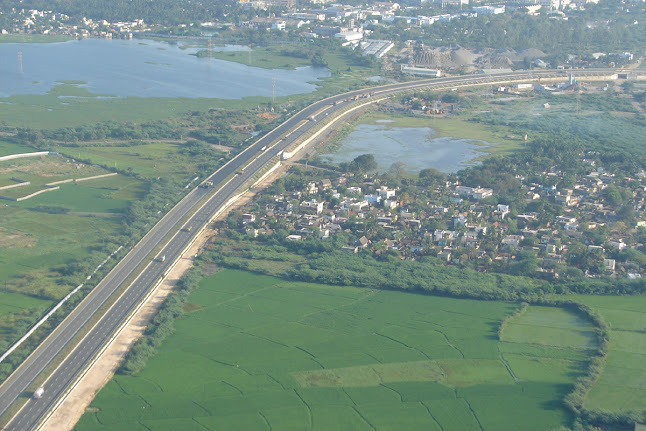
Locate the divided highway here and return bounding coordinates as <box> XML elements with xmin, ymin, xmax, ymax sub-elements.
<box><xmin>0</xmin><ymin>68</ymin><xmax>620</xmax><ymax>430</ymax></box>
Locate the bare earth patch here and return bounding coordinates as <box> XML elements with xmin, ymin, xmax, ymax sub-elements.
<box><xmin>0</xmin><ymin>229</ymin><xmax>36</xmax><ymax>248</ymax></box>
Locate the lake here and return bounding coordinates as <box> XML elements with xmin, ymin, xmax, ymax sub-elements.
<box><xmin>0</xmin><ymin>39</ymin><xmax>329</xmax><ymax>98</ymax></box>
<box><xmin>321</xmin><ymin>123</ymin><xmax>501</xmax><ymax>173</ymax></box>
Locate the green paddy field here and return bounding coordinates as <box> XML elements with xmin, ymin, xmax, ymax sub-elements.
<box><xmin>77</xmin><ymin>270</ymin><xmax>595</xmax><ymax>431</ymax></box>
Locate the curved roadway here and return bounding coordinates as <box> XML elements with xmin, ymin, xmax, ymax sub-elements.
<box><xmin>0</xmin><ymin>68</ymin><xmax>620</xmax><ymax>430</ymax></box>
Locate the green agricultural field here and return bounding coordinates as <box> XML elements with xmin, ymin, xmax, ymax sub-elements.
<box><xmin>77</xmin><ymin>270</ymin><xmax>593</xmax><ymax>431</ymax></box>
<box><xmin>571</xmin><ymin>295</ymin><xmax>646</xmax><ymax>413</ymax></box>
<box><xmin>497</xmin><ymin>305</ymin><xmax>597</xmax><ymax>401</ymax></box>
<box><xmin>500</xmin><ymin>306</ymin><xmax>597</xmax><ymax>350</ymax></box>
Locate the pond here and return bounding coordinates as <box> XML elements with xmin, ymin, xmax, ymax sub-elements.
<box><xmin>321</xmin><ymin>123</ymin><xmax>501</xmax><ymax>173</ymax></box>
<box><xmin>0</xmin><ymin>39</ymin><xmax>329</xmax><ymax>99</ymax></box>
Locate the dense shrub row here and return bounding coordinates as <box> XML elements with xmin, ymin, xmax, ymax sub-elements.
<box><xmin>497</xmin><ymin>302</ymin><xmax>528</xmax><ymax>340</ymax></box>
<box><xmin>119</xmin><ymin>262</ymin><xmax>203</xmax><ymax>375</ymax></box>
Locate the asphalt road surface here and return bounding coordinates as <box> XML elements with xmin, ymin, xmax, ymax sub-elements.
<box><xmin>0</xmin><ymin>68</ymin><xmax>618</xmax><ymax>430</ymax></box>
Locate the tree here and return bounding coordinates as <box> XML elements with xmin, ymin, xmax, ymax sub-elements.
<box><xmin>349</xmin><ymin>154</ymin><xmax>378</xmax><ymax>173</ymax></box>
<box><xmin>418</xmin><ymin>168</ymin><xmax>446</xmax><ymax>186</ymax></box>
<box><xmin>509</xmin><ymin>251</ymin><xmax>539</xmax><ymax>276</ymax></box>
<box><xmin>389</xmin><ymin>162</ymin><xmax>407</xmax><ymax>178</ymax></box>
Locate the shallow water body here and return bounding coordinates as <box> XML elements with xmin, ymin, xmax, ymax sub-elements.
<box><xmin>322</xmin><ymin>124</ymin><xmax>501</xmax><ymax>173</ymax></box>
<box><xmin>0</xmin><ymin>39</ymin><xmax>329</xmax><ymax>98</ymax></box>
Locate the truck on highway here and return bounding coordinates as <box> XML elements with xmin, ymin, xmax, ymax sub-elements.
<box><xmin>183</xmin><ymin>226</ymin><xmax>192</xmax><ymax>232</ymax></box>
<box><xmin>33</xmin><ymin>387</ymin><xmax>44</xmax><ymax>400</ymax></box>
<box><xmin>158</xmin><ymin>255</ymin><xmax>166</xmax><ymax>262</ymax></box>
<box><xmin>199</xmin><ymin>181</ymin><xmax>213</xmax><ymax>188</ymax></box>
<box><xmin>308</xmin><ymin>116</ymin><xmax>316</xmax><ymax>122</ymax></box>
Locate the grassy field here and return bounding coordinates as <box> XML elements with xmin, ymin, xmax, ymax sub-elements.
<box><xmin>0</xmin><ymin>83</ymin><xmax>271</xmax><ymax>129</ymax></box>
<box><xmin>0</xmin><ymin>154</ymin><xmax>113</xmax><ymax>195</ymax></box>
<box><xmin>0</xmin><ymin>291</ymin><xmax>52</xmax><ymax>344</ymax></box>
<box><xmin>0</xmin><ymin>140</ymin><xmax>35</xmax><ymax>156</ymax></box>
<box><xmin>0</xmin><ymin>203</ymin><xmax>125</xmax><ymax>296</ymax></box>
<box><xmin>53</xmin><ymin>141</ymin><xmax>223</xmax><ymax>179</ymax></box>
<box><xmin>208</xmin><ymin>46</ymin><xmax>312</xmax><ymax>70</ymax></box>
<box><xmin>0</xmin><ymin>151</ymin><xmax>144</xmax><ymax>208</ymax></box>
<box><xmin>0</xmin><ymin>34</ymin><xmax>72</xmax><ymax>44</ymax></box>
<box><xmin>477</xmin><ymin>87</ymin><xmax>646</xmax><ymax>156</ymax></box>
<box><xmin>77</xmin><ymin>269</ymin><xmax>592</xmax><ymax>431</ymax></box>
<box><xmin>570</xmin><ymin>295</ymin><xmax>646</xmax><ymax>413</ymax></box>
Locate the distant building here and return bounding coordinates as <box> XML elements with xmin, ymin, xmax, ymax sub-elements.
<box><xmin>300</xmin><ymin>200</ymin><xmax>324</xmax><ymax>214</ymax></box>
<box><xmin>400</xmin><ymin>65</ymin><xmax>441</xmax><ymax>77</ymax></box>
<box><xmin>455</xmin><ymin>186</ymin><xmax>493</xmax><ymax>200</ymax></box>
<box><xmin>334</xmin><ymin>30</ymin><xmax>364</xmax><ymax>43</ymax></box>
<box><xmin>360</xmin><ymin>39</ymin><xmax>394</xmax><ymax>57</ymax></box>
<box><xmin>472</xmin><ymin>5</ymin><xmax>505</xmax><ymax>14</ymax></box>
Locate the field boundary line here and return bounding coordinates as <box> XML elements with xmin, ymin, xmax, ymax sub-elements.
<box><xmin>0</xmin><ymin>182</ymin><xmax>29</xmax><ymax>191</ymax></box>
<box><xmin>46</xmin><ymin>172</ymin><xmax>118</xmax><ymax>186</ymax></box>
<box><xmin>0</xmin><ymin>151</ymin><xmax>51</xmax><ymax>162</ymax></box>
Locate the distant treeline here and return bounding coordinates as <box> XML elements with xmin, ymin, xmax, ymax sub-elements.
<box><xmin>0</xmin><ymin>0</ymin><xmax>234</xmax><ymax>25</ymax></box>
<box><xmin>14</xmin><ymin>121</ymin><xmax>180</xmax><ymax>145</ymax></box>
<box><xmin>213</xmin><ymin>238</ymin><xmax>646</xmax><ymax>300</ymax></box>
